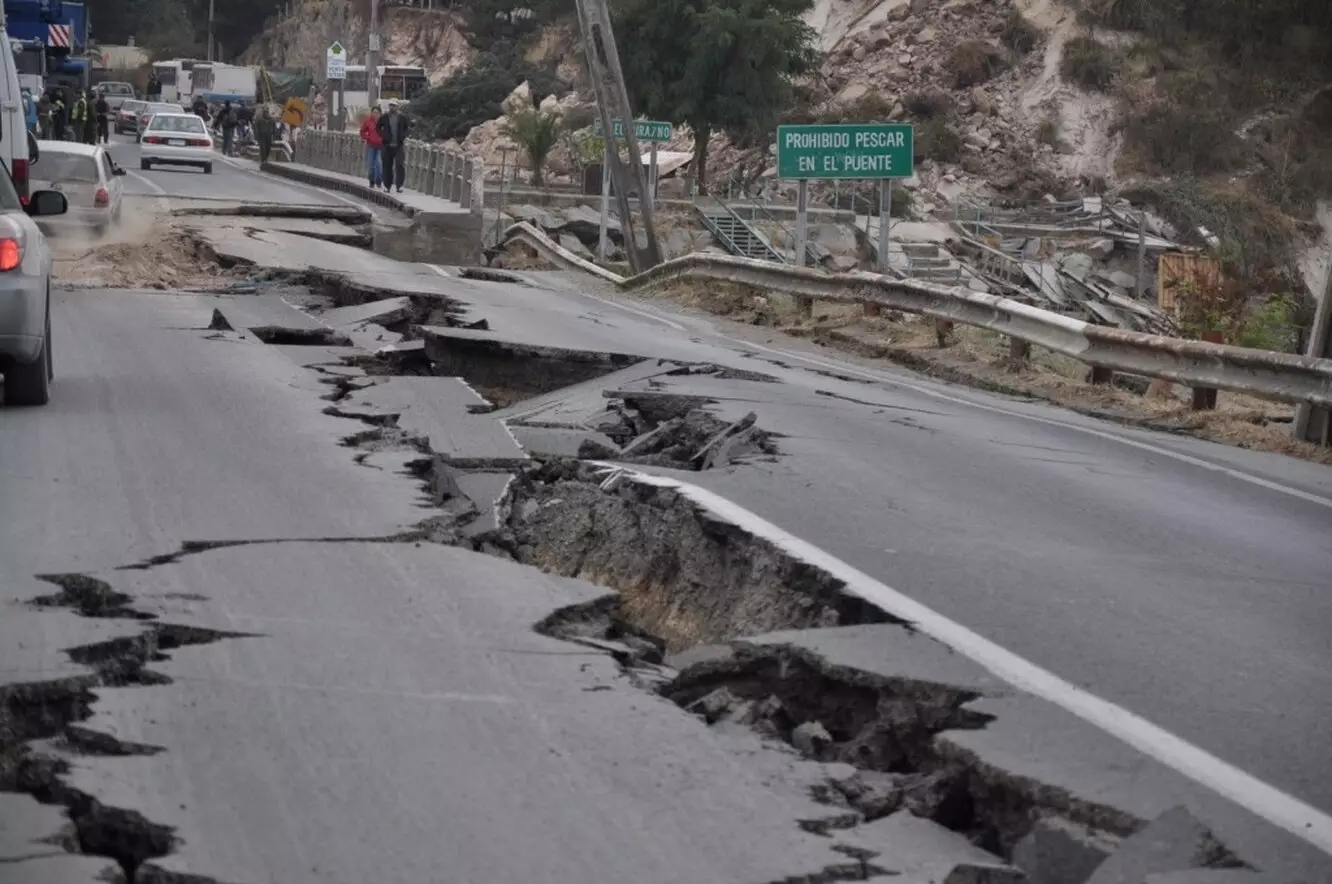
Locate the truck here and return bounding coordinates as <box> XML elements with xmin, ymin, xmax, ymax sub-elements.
<box><xmin>191</xmin><ymin>62</ymin><xmax>258</xmax><ymax>106</ymax></box>
<box><xmin>3</xmin><ymin>0</ymin><xmax>92</xmax><ymax>94</ymax></box>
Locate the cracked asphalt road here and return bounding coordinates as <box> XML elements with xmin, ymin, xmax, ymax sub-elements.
<box><xmin>3</xmin><ymin>161</ymin><xmax>1332</xmax><ymax>881</ymax></box>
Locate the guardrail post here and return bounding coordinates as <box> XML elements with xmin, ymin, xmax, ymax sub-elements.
<box><xmin>1190</xmin><ymin>330</ymin><xmax>1224</xmax><ymax>410</ymax></box>
<box><xmin>1089</xmin><ymin>366</ymin><xmax>1114</xmax><ymax>385</ymax></box>
<box><xmin>450</xmin><ymin>153</ymin><xmax>464</xmax><ymax>203</ymax></box>
<box><xmin>1008</xmin><ymin>338</ymin><xmax>1031</xmax><ymax>367</ymax></box>
<box><xmin>438</xmin><ymin>150</ymin><xmax>453</xmax><ymax>199</ymax></box>
<box><xmin>471</xmin><ymin>158</ymin><xmax>485</xmax><ymax>213</ymax></box>
<box><xmin>863</xmin><ymin>301</ymin><xmax>881</xmax><ymax>317</ymax></box>
<box><xmin>935</xmin><ymin>320</ymin><xmax>954</xmax><ymax>347</ymax></box>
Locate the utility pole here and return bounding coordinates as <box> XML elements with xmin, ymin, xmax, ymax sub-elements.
<box><xmin>207</xmin><ymin>0</ymin><xmax>215</xmax><ymax>61</ymax></box>
<box><xmin>367</xmin><ymin>0</ymin><xmax>380</xmax><ymax>108</ymax></box>
<box><xmin>573</xmin><ymin>0</ymin><xmax>661</xmax><ymax>271</ymax></box>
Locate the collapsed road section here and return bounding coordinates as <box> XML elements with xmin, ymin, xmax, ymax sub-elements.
<box><xmin>15</xmin><ymin>215</ymin><xmax>1326</xmax><ymax>883</ymax></box>
<box><xmin>192</xmin><ymin>265</ymin><xmax>1312</xmax><ymax>882</ymax></box>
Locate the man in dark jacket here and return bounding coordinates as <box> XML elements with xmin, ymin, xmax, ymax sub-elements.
<box><xmin>218</xmin><ymin>100</ymin><xmax>238</xmax><ymax>156</ymax></box>
<box><xmin>192</xmin><ymin>96</ymin><xmax>210</xmax><ymax>122</ymax></box>
<box><xmin>255</xmin><ymin>106</ymin><xmax>276</xmax><ymax>164</ymax></box>
<box><xmin>94</xmin><ymin>91</ymin><xmax>111</xmax><ymax>144</ymax></box>
<box><xmin>51</xmin><ymin>92</ymin><xmax>67</xmax><ymax>140</ymax></box>
<box><xmin>375</xmin><ymin>100</ymin><xmax>410</xmax><ymax>193</ymax></box>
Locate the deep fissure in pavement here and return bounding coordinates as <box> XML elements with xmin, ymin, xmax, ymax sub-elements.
<box><xmin>1</xmin><ymin>574</ymin><xmax>253</xmax><ymax>881</ymax></box>
<box><xmin>463</xmin><ymin>460</ymin><xmax>1154</xmax><ymax>876</ymax></box>
<box><xmin>354</xmin><ymin>335</ymin><xmax>647</xmax><ymax>410</ymax></box>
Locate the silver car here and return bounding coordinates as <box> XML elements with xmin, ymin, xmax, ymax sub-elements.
<box><xmin>0</xmin><ymin>172</ymin><xmax>71</xmax><ymax>406</ymax></box>
<box><xmin>31</xmin><ymin>141</ymin><xmax>128</xmax><ymax>234</ymax></box>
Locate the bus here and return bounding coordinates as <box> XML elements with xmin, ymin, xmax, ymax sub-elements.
<box><xmin>342</xmin><ymin>64</ymin><xmax>429</xmax><ymax>113</ymax></box>
<box><xmin>191</xmin><ymin>62</ymin><xmax>258</xmax><ymax>105</ymax></box>
<box><xmin>151</xmin><ymin>58</ymin><xmax>206</xmax><ymax>104</ymax></box>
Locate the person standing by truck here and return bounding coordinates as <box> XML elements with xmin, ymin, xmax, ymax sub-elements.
<box><xmin>37</xmin><ymin>92</ymin><xmax>51</xmax><ymax>138</ymax></box>
<box><xmin>50</xmin><ymin>91</ymin><xmax>67</xmax><ymax>140</ymax></box>
<box><xmin>69</xmin><ymin>90</ymin><xmax>88</xmax><ymax>142</ymax></box>
<box><xmin>94</xmin><ymin>90</ymin><xmax>110</xmax><ymax>144</ymax></box>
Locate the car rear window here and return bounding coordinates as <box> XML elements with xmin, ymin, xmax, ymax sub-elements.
<box><xmin>102</xmin><ymin>84</ymin><xmax>135</xmax><ymax>95</ymax></box>
<box><xmin>35</xmin><ymin>153</ymin><xmax>100</xmax><ymax>182</ymax></box>
<box><xmin>147</xmin><ymin>104</ymin><xmax>181</xmax><ymax>115</ymax></box>
<box><xmin>122</xmin><ymin>100</ymin><xmax>145</xmax><ymax>112</ymax></box>
<box><xmin>149</xmin><ymin>115</ymin><xmax>207</xmax><ymax>134</ymax></box>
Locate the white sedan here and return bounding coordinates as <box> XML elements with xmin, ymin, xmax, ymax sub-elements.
<box><xmin>140</xmin><ymin>113</ymin><xmax>215</xmax><ymax>173</ymax></box>
<box><xmin>30</xmin><ymin>141</ymin><xmax>128</xmax><ymax>234</ymax></box>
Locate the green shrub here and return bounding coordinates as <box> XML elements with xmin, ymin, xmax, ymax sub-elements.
<box><xmin>1060</xmin><ymin>36</ymin><xmax>1118</xmax><ymax>91</ymax></box>
<box><xmin>915</xmin><ymin>118</ymin><xmax>963</xmax><ymax>163</ymax></box>
<box><xmin>949</xmin><ymin>39</ymin><xmax>1008</xmax><ymax>88</ymax></box>
<box><xmin>1119</xmin><ymin>75</ymin><xmax>1242</xmax><ymax>177</ymax></box>
<box><xmin>502</xmin><ymin>108</ymin><xmax>563</xmax><ymax>187</ymax></box>
<box><xmin>904</xmin><ymin>89</ymin><xmax>952</xmax><ymax>120</ymax></box>
<box><xmin>1001</xmin><ymin>10</ymin><xmax>1041</xmax><ymax>54</ymax></box>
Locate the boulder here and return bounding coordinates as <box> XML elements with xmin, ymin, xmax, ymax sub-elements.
<box><xmin>558</xmin><ymin>233</ymin><xmax>593</xmax><ymax>258</ymax></box>
<box><xmin>561</xmin><ymin>204</ymin><xmax>623</xmax><ymax>245</ymax></box>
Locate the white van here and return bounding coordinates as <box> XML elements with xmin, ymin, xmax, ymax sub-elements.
<box><xmin>0</xmin><ymin>25</ymin><xmax>37</xmax><ymax>201</ymax></box>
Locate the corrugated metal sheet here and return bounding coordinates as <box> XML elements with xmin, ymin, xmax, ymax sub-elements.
<box><xmin>1157</xmin><ymin>252</ymin><xmax>1221</xmax><ymax>313</ymax></box>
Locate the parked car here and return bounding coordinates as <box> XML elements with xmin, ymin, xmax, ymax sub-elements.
<box><xmin>140</xmin><ymin>113</ymin><xmax>214</xmax><ymax>173</ymax></box>
<box><xmin>136</xmin><ymin>102</ymin><xmax>187</xmax><ymax>142</ymax></box>
<box><xmin>116</xmin><ymin>99</ymin><xmax>148</xmax><ymax>135</ymax></box>
<box><xmin>30</xmin><ymin>141</ymin><xmax>127</xmax><ymax>234</ymax></box>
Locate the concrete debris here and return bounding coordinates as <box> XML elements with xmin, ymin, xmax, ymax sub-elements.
<box><xmin>831</xmin><ymin>770</ymin><xmax>907</xmax><ymax>820</ymax></box>
<box><xmin>841</xmin><ymin>812</ymin><xmax>1027</xmax><ymax>884</ymax></box>
<box><xmin>605</xmin><ymin>401</ymin><xmax>776</xmax><ymax>471</ymax></box>
<box><xmin>791</xmin><ymin>721</ymin><xmax>835</xmax><ymax>759</ymax></box>
<box><xmin>1012</xmin><ymin>816</ymin><xmax>1120</xmax><ymax>884</ymax></box>
<box><xmin>1085</xmin><ymin>807</ymin><xmax>1239</xmax><ymax>884</ymax></box>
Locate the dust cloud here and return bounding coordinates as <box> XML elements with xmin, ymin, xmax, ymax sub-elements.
<box><xmin>49</xmin><ymin>201</ymin><xmax>230</xmax><ymax>290</ymax></box>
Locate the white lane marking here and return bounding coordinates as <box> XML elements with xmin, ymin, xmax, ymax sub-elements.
<box><xmin>714</xmin><ymin>336</ymin><xmax>1332</xmax><ymax>510</ymax></box>
<box><xmin>428</xmin><ymin>264</ymin><xmax>451</xmax><ymax>277</ymax></box>
<box><xmin>590</xmin><ymin>463</ymin><xmax>1332</xmax><ymax>854</ymax></box>
<box><xmin>575</xmin><ymin>287</ymin><xmax>687</xmax><ymax>331</ymax></box>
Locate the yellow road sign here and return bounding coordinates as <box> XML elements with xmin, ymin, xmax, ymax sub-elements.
<box><xmin>282</xmin><ymin>98</ymin><xmax>307</xmax><ymax>128</ymax></box>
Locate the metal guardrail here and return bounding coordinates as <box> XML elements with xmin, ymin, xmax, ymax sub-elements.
<box><xmin>501</xmin><ymin>221</ymin><xmax>1332</xmax><ymax>409</ymax></box>
<box><xmin>296</xmin><ymin>130</ymin><xmax>485</xmax><ymax>211</ymax></box>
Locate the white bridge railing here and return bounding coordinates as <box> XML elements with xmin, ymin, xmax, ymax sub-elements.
<box><xmin>502</xmin><ymin>222</ymin><xmax>1332</xmax><ymax>410</ymax></box>
<box><xmin>295</xmin><ymin>130</ymin><xmax>484</xmax><ymax>211</ymax></box>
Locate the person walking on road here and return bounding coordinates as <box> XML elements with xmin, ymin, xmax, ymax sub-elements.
<box><xmin>375</xmin><ymin>100</ymin><xmax>409</xmax><ymax>193</ymax></box>
<box><xmin>146</xmin><ymin>72</ymin><xmax>161</xmax><ymax>100</ymax></box>
<box><xmin>218</xmin><ymin>101</ymin><xmax>238</xmax><ymax>156</ymax></box>
<box><xmin>192</xmin><ymin>95</ymin><xmax>210</xmax><ymax>123</ymax></box>
<box><xmin>94</xmin><ymin>91</ymin><xmax>111</xmax><ymax>144</ymax></box>
<box><xmin>255</xmin><ymin>106</ymin><xmax>276</xmax><ymax>164</ymax></box>
<box><xmin>360</xmin><ymin>107</ymin><xmax>383</xmax><ymax>189</ymax></box>
<box><xmin>70</xmin><ymin>90</ymin><xmax>88</xmax><ymax>143</ymax></box>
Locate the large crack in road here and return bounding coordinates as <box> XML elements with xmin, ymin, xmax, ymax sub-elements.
<box><xmin>8</xmin><ymin>204</ymin><xmax>1297</xmax><ymax>883</ymax></box>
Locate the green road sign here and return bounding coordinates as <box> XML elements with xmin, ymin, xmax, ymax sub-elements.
<box><xmin>593</xmin><ymin>118</ymin><xmax>673</xmax><ymax>142</ymax></box>
<box><xmin>776</xmin><ymin>123</ymin><xmax>914</xmax><ymax>179</ymax></box>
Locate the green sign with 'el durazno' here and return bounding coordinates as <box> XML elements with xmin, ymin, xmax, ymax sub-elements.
<box><xmin>776</xmin><ymin>123</ymin><xmax>914</xmax><ymax>179</ymax></box>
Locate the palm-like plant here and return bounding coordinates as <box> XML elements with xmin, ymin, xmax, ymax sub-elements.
<box><xmin>503</xmin><ymin>107</ymin><xmax>562</xmax><ymax>187</ymax></box>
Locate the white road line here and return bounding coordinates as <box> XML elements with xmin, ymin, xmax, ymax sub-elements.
<box><xmin>428</xmin><ymin>264</ymin><xmax>451</xmax><ymax>277</ymax></box>
<box><xmin>719</xmin><ymin>337</ymin><xmax>1332</xmax><ymax>510</ymax></box>
<box><xmin>592</xmin><ymin>463</ymin><xmax>1332</xmax><ymax>855</ymax></box>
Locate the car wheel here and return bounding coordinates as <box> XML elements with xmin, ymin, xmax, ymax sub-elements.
<box><xmin>141</xmin><ymin>159</ymin><xmax>151</xmax><ymax>170</ymax></box>
<box><xmin>5</xmin><ymin>309</ymin><xmax>51</xmax><ymax>406</ymax></box>
<box><xmin>203</xmin><ymin>163</ymin><xmax>213</xmax><ymax>174</ymax></box>
<box><xmin>45</xmin><ymin>296</ymin><xmax>53</xmax><ymax>382</ymax></box>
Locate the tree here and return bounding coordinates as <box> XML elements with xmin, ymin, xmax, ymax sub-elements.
<box><xmin>503</xmin><ymin>107</ymin><xmax>562</xmax><ymax>186</ymax></box>
<box><xmin>611</xmin><ymin>0</ymin><xmax>817</xmax><ymax>189</ymax></box>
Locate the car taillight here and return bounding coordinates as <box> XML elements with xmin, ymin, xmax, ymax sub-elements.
<box><xmin>144</xmin><ymin>135</ymin><xmax>162</xmax><ymax>144</ymax></box>
<box><xmin>187</xmin><ymin>138</ymin><xmax>209</xmax><ymax>146</ymax></box>
<box><xmin>12</xmin><ymin>158</ymin><xmax>28</xmax><ymax>203</ymax></box>
<box><xmin>95</xmin><ymin>188</ymin><xmax>109</xmax><ymax>207</ymax></box>
<box><xmin>0</xmin><ymin>238</ymin><xmax>23</xmax><ymax>272</ymax></box>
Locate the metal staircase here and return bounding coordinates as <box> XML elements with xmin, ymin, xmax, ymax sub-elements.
<box><xmin>697</xmin><ymin>201</ymin><xmax>785</xmax><ymax>263</ymax></box>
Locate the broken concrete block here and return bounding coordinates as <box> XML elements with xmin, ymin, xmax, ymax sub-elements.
<box><xmin>1085</xmin><ymin>807</ymin><xmax>1232</xmax><ymax>884</ymax></box>
<box><xmin>834</xmin><ymin>770</ymin><xmax>905</xmax><ymax>819</ymax></box>
<box><xmin>687</xmin><ymin>687</ymin><xmax>739</xmax><ymax>723</ymax></box>
<box><xmin>791</xmin><ymin>721</ymin><xmax>833</xmax><ymax>757</ymax></box>
<box><xmin>1012</xmin><ymin>816</ymin><xmax>1119</xmax><ymax>884</ymax></box>
<box><xmin>1088</xmin><ymin>238</ymin><xmax>1116</xmax><ymax>259</ymax></box>
<box><xmin>691</xmin><ymin>410</ymin><xmax>759</xmax><ymax>469</ymax></box>
<box><xmin>1060</xmin><ymin>252</ymin><xmax>1095</xmax><ymax>280</ymax></box>
<box><xmin>839</xmin><ymin>811</ymin><xmax>1025</xmax><ymax>883</ymax></box>
<box><xmin>559</xmin><ymin>233</ymin><xmax>593</xmax><ymax>258</ymax></box>
<box><xmin>621</xmin><ymin>417</ymin><xmax>686</xmax><ymax>457</ymax></box>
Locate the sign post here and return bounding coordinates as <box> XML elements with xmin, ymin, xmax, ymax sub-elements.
<box><xmin>592</xmin><ymin>119</ymin><xmax>673</xmax><ymax>262</ymax></box>
<box><xmin>776</xmin><ymin>123</ymin><xmax>914</xmax><ymax>274</ymax></box>
<box><xmin>326</xmin><ymin>41</ymin><xmax>346</xmax><ymax>131</ymax></box>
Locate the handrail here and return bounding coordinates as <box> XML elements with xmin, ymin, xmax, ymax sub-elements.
<box><xmin>500</xmin><ymin>221</ymin><xmax>1332</xmax><ymax>409</ymax></box>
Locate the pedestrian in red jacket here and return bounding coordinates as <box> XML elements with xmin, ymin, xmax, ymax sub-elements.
<box><xmin>360</xmin><ymin>108</ymin><xmax>384</xmax><ymax>188</ymax></box>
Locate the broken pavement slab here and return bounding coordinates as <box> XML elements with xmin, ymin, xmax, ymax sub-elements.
<box><xmin>318</xmin><ymin>297</ymin><xmax>415</xmax><ymax>329</ymax></box>
<box><xmin>340</xmin><ymin>377</ymin><xmax>528</xmax><ymax>467</ymax></box>
<box><xmin>1085</xmin><ymin>807</ymin><xmax>1236</xmax><ymax>884</ymax></box>
<box><xmin>1012</xmin><ymin>816</ymin><xmax>1120</xmax><ymax>884</ymax></box>
<box><xmin>834</xmin><ymin>811</ymin><xmax>1025</xmax><ymax>883</ymax></box>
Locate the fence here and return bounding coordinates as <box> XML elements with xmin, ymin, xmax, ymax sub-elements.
<box><xmin>501</xmin><ymin>221</ymin><xmax>1332</xmax><ymax>411</ymax></box>
<box><xmin>295</xmin><ymin>130</ymin><xmax>485</xmax><ymax>211</ymax></box>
